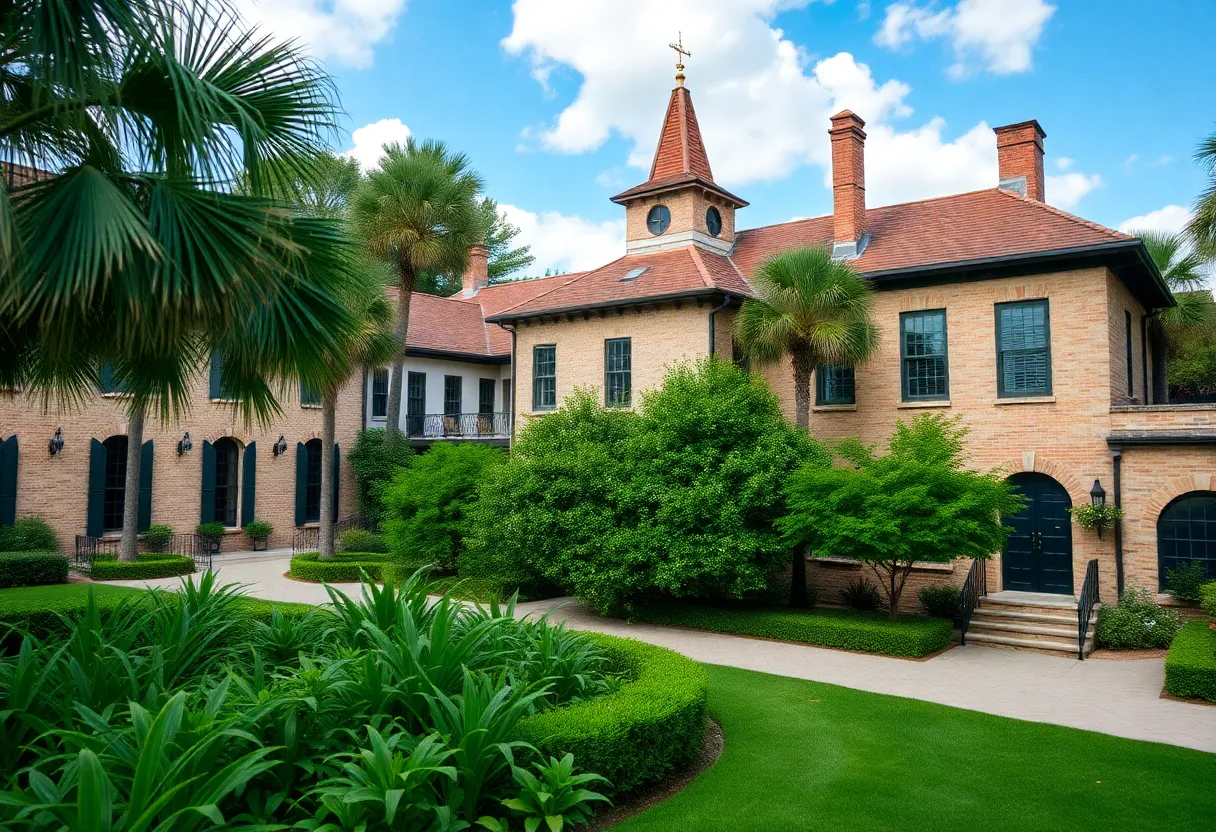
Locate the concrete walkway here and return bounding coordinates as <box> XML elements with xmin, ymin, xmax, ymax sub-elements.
<box><xmin>110</xmin><ymin>555</ymin><xmax>1216</xmax><ymax>754</ymax></box>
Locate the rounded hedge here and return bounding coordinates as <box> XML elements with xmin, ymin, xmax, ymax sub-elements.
<box><xmin>89</xmin><ymin>554</ymin><xmax>195</xmax><ymax>581</ymax></box>
<box><xmin>1164</xmin><ymin>621</ymin><xmax>1216</xmax><ymax>702</ymax></box>
<box><xmin>289</xmin><ymin>551</ymin><xmax>394</xmax><ymax>583</ymax></box>
<box><xmin>518</xmin><ymin>633</ymin><xmax>708</xmax><ymax>796</ymax></box>
<box><xmin>0</xmin><ymin>552</ymin><xmax>70</xmax><ymax>588</ymax></box>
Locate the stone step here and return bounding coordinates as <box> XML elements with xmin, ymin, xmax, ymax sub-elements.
<box><xmin>972</xmin><ymin>608</ymin><xmax>1091</xmax><ymax>626</ymax></box>
<box><xmin>965</xmin><ymin>630</ymin><xmax>1091</xmax><ymax>656</ymax></box>
<box><xmin>968</xmin><ymin>618</ymin><xmax>1081</xmax><ymax>639</ymax></box>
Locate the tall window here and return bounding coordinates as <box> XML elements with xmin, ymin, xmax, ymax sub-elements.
<box><xmin>304</xmin><ymin>438</ymin><xmax>322</xmax><ymax>524</ymax></box>
<box><xmin>1157</xmin><ymin>493</ymin><xmax>1216</xmax><ymax>588</ymax></box>
<box><xmin>604</xmin><ymin>338</ymin><xmax>632</xmax><ymax>407</ymax></box>
<box><xmin>299</xmin><ymin>380</ymin><xmax>320</xmax><ymax>407</ymax></box>
<box><xmin>444</xmin><ymin>376</ymin><xmax>462</xmax><ymax>415</ymax></box>
<box><xmin>212</xmin><ymin>438</ymin><xmax>240</xmax><ymax>526</ymax></box>
<box><xmin>533</xmin><ymin>345</ymin><xmax>556</xmax><ymax>411</ymax></box>
<box><xmin>479</xmin><ymin>378</ymin><xmax>496</xmax><ymax>415</ymax></box>
<box><xmin>815</xmin><ymin>366</ymin><xmax>855</xmax><ymax>406</ymax></box>
<box><xmin>900</xmin><ymin>310</ymin><xmax>949</xmax><ymax>401</ymax></box>
<box><xmin>407</xmin><ymin>372</ymin><xmax>426</xmax><ymax>436</ymax></box>
<box><xmin>996</xmin><ymin>300</ymin><xmax>1052</xmax><ymax>397</ymax></box>
<box><xmin>1125</xmin><ymin>310</ymin><xmax>1135</xmax><ymax>399</ymax></box>
<box><xmin>208</xmin><ymin>351</ymin><xmax>228</xmax><ymax>400</ymax></box>
<box><xmin>371</xmin><ymin>368</ymin><xmax>389</xmax><ymax>419</ymax></box>
<box><xmin>102</xmin><ymin>436</ymin><xmax>128</xmax><ymax>532</ymax></box>
<box><xmin>99</xmin><ymin>363</ymin><xmax>125</xmax><ymax>395</ymax></box>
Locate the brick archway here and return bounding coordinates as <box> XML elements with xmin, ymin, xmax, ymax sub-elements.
<box><xmin>93</xmin><ymin>423</ymin><xmax>128</xmax><ymax>442</ymax></box>
<box><xmin>1143</xmin><ymin>474</ymin><xmax>1216</xmax><ymax>523</ymax></box>
<box><xmin>205</xmin><ymin>430</ymin><xmax>252</xmax><ymax>446</ymax></box>
<box><xmin>999</xmin><ymin>451</ymin><xmax>1087</xmax><ymax>506</ymax></box>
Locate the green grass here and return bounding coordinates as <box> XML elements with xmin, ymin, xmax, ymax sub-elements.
<box><xmin>0</xmin><ymin>582</ymin><xmax>144</xmax><ymax>610</ymax></box>
<box><xmin>615</xmin><ymin>665</ymin><xmax>1216</xmax><ymax>831</ymax></box>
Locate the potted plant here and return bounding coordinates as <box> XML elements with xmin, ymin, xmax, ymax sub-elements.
<box><xmin>243</xmin><ymin>520</ymin><xmax>273</xmax><ymax>551</ymax></box>
<box><xmin>196</xmin><ymin>521</ymin><xmax>226</xmax><ymax>555</ymax></box>
<box><xmin>140</xmin><ymin>524</ymin><xmax>174</xmax><ymax>554</ymax></box>
<box><xmin>1068</xmin><ymin>503</ymin><xmax>1123</xmax><ymax>539</ymax></box>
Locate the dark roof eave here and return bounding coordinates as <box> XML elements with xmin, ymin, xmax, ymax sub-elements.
<box><xmin>405</xmin><ymin>347</ymin><xmax>510</xmax><ymax>365</ymax></box>
<box><xmin>485</xmin><ymin>288</ymin><xmax>748</xmax><ymax>323</ymax></box>
<box><xmin>1108</xmin><ymin>432</ymin><xmax>1216</xmax><ymax>448</ymax></box>
<box><xmin>611</xmin><ymin>177</ymin><xmax>749</xmax><ymax>208</ymax></box>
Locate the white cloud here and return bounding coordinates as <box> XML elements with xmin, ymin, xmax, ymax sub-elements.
<box><xmin>1055</xmin><ymin>156</ymin><xmax>1073</xmax><ymax>171</ymax></box>
<box><xmin>499</xmin><ymin>204</ymin><xmax>625</xmax><ymax>273</ymax></box>
<box><xmin>232</xmin><ymin>0</ymin><xmax>407</xmax><ymax>68</ymax></box>
<box><xmin>1118</xmin><ymin>205</ymin><xmax>1192</xmax><ymax>236</ymax></box>
<box><xmin>1044</xmin><ymin>172</ymin><xmax>1102</xmax><ymax>210</ymax></box>
<box><xmin>875</xmin><ymin>0</ymin><xmax>1055</xmax><ymax>77</ymax></box>
<box><xmin>864</xmin><ymin>118</ymin><xmax>996</xmax><ymax>206</ymax></box>
<box><xmin>1149</xmin><ymin>154</ymin><xmax>1175</xmax><ymax>167</ymax></box>
<box><xmin>341</xmin><ymin>118</ymin><xmax>412</xmax><ymax>170</ymax></box>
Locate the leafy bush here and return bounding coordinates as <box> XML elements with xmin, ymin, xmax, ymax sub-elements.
<box><xmin>196</xmin><ymin>521</ymin><xmax>226</xmax><ymax>538</ymax></box>
<box><xmin>1165</xmin><ymin>561</ymin><xmax>1210</xmax><ymax>601</ymax></box>
<box><xmin>89</xmin><ymin>553</ymin><xmax>195</xmax><ymax>581</ymax></box>
<box><xmin>243</xmin><ymin>519</ymin><xmax>273</xmax><ymax>539</ymax></box>
<box><xmin>1163</xmin><ymin>621</ymin><xmax>1216</xmax><ymax>702</ymax></box>
<box><xmin>1096</xmin><ymin>587</ymin><xmax>1182</xmax><ymax>649</ymax></box>
<box><xmin>918</xmin><ymin>584</ymin><xmax>962</xmax><ymax>619</ymax></box>
<box><xmin>480</xmin><ymin>753</ymin><xmax>610</xmax><ymax>831</ymax></box>
<box><xmin>1202</xmin><ymin>581</ymin><xmax>1216</xmax><ymax>618</ymax></box>
<box><xmin>139</xmin><ymin>523</ymin><xmax>173</xmax><ymax>552</ymax></box>
<box><xmin>338</xmin><ymin>527</ymin><xmax>389</xmax><ymax>553</ymax></box>
<box><xmin>840</xmin><ymin>577</ymin><xmax>882</xmax><ymax>611</ymax></box>
<box><xmin>0</xmin><ymin>517</ymin><xmax>59</xmax><ymax>553</ymax></box>
<box><xmin>634</xmin><ymin>602</ymin><xmax>953</xmax><ymax>658</ymax></box>
<box><xmin>467</xmin><ymin>359</ymin><xmax>825</xmax><ymax>614</ymax></box>
<box><xmin>519</xmin><ymin>633</ymin><xmax>708</xmax><ymax>795</ymax></box>
<box><xmin>289</xmin><ymin>551</ymin><xmax>396</xmax><ymax>583</ymax></box>
<box><xmin>383</xmin><ymin>443</ymin><xmax>505</xmax><ymax>572</ymax></box>
<box><xmin>0</xmin><ymin>552</ymin><xmax>69</xmax><ymax>588</ymax></box>
<box><xmin>348</xmin><ymin>427</ymin><xmax>415</xmax><ymax>523</ymax></box>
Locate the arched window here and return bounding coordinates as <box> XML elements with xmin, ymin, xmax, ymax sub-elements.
<box><xmin>212</xmin><ymin>438</ymin><xmax>240</xmax><ymax>526</ymax></box>
<box><xmin>102</xmin><ymin>435</ymin><xmax>128</xmax><ymax>532</ymax></box>
<box><xmin>304</xmin><ymin>438</ymin><xmax>323</xmax><ymax>524</ymax></box>
<box><xmin>1157</xmin><ymin>492</ymin><xmax>1216</xmax><ymax>588</ymax></box>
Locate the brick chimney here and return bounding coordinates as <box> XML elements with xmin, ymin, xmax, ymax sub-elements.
<box><xmin>995</xmin><ymin>120</ymin><xmax>1046</xmax><ymax>201</ymax></box>
<box><xmin>461</xmin><ymin>245</ymin><xmax>489</xmax><ymax>297</ymax></box>
<box><xmin>829</xmin><ymin>110</ymin><xmax>867</xmax><ymax>258</ymax></box>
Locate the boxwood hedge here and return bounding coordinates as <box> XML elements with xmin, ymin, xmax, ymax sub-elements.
<box><xmin>0</xmin><ymin>551</ymin><xmax>70</xmax><ymax>588</ymax></box>
<box><xmin>1164</xmin><ymin>621</ymin><xmax>1216</xmax><ymax>702</ymax></box>
<box><xmin>1201</xmin><ymin>582</ymin><xmax>1216</xmax><ymax>619</ymax></box>
<box><xmin>634</xmin><ymin>602</ymin><xmax>953</xmax><ymax>658</ymax></box>
<box><xmin>518</xmin><ymin>633</ymin><xmax>708</xmax><ymax>796</ymax></box>
<box><xmin>289</xmin><ymin>551</ymin><xmax>395</xmax><ymax>583</ymax></box>
<box><xmin>89</xmin><ymin>553</ymin><xmax>195</xmax><ymax>581</ymax></box>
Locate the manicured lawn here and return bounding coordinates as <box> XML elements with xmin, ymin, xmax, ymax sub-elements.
<box><xmin>615</xmin><ymin>665</ymin><xmax>1216</xmax><ymax>831</ymax></box>
<box><xmin>0</xmin><ymin>582</ymin><xmax>144</xmax><ymax>611</ymax></box>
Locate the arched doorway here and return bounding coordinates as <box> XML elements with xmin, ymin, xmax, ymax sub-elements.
<box><xmin>1003</xmin><ymin>472</ymin><xmax>1074</xmax><ymax>594</ymax></box>
<box><xmin>1157</xmin><ymin>492</ymin><xmax>1216</xmax><ymax>590</ymax></box>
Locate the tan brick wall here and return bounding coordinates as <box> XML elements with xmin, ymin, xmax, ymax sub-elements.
<box><xmin>624</xmin><ymin>189</ymin><xmax>736</xmax><ymax>244</ymax></box>
<box><xmin>808</xmin><ymin>558</ymin><xmax>967</xmax><ymax>610</ymax></box>
<box><xmin>1107</xmin><ymin>272</ymin><xmax>1150</xmax><ymax>404</ymax></box>
<box><xmin>0</xmin><ymin>369</ymin><xmax>361</xmax><ymax>552</ymax></box>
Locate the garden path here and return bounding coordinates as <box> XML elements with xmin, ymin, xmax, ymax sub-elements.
<box><xmin>107</xmin><ymin>555</ymin><xmax>1216</xmax><ymax>754</ymax></box>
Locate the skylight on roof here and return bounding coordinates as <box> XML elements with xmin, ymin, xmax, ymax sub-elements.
<box><xmin>621</xmin><ymin>267</ymin><xmax>649</xmax><ymax>282</ymax></box>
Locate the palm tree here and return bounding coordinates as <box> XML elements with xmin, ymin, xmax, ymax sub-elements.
<box><xmin>2</xmin><ymin>1</ymin><xmax>356</xmax><ymax>561</ymax></box>
<box><xmin>1188</xmin><ymin>128</ymin><xmax>1216</xmax><ymax>259</ymax></box>
<box><xmin>1134</xmin><ymin>230</ymin><xmax>1214</xmax><ymax>402</ymax></box>
<box><xmin>350</xmin><ymin>139</ymin><xmax>485</xmax><ymax>439</ymax></box>
<box><xmin>734</xmin><ymin>246</ymin><xmax>879</xmax><ymax>606</ymax></box>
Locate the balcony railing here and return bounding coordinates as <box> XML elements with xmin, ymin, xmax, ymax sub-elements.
<box><xmin>406</xmin><ymin>412</ymin><xmax>509</xmax><ymax>440</ymax></box>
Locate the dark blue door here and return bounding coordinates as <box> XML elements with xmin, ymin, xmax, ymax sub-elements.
<box><xmin>1003</xmin><ymin>473</ymin><xmax>1073</xmax><ymax>594</ymax></box>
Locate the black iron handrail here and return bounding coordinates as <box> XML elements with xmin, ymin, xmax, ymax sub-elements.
<box><xmin>1077</xmin><ymin>558</ymin><xmax>1099</xmax><ymax>660</ymax></box>
<box><xmin>73</xmin><ymin>533</ymin><xmax>212</xmax><ymax>573</ymax></box>
<box><xmin>405</xmin><ymin>412</ymin><xmax>509</xmax><ymax>439</ymax></box>
<box><xmin>291</xmin><ymin>515</ymin><xmax>376</xmax><ymax>556</ymax></box>
<box><xmin>958</xmin><ymin>557</ymin><xmax>987</xmax><ymax>645</ymax></box>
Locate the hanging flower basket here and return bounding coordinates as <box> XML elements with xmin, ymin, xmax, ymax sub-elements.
<box><xmin>1068</xmin><ymin>504</ymin><xmax>1123</xmax><ymax>538</ymax></box>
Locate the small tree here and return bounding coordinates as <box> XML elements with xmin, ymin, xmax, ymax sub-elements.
<box><xmin>779</xmin><ymin>414</ymin><xmax>1024</xmax><ymax>619</ymax></box>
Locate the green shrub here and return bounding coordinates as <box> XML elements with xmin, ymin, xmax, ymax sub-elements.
<box><xmin>1201</xmin><ymin>582</ymin><xmax>1216</xmax><ymax>618</ymax></box>
<box><xmin>634</xmin><ymin>602</ymin><xmax>953</xmax><ymax>658</ymax></box>
<box><xmin>519</xmin><ymin>633</ymin><xmax>708</xmax><ymax>796</ymax></box>
<box><xmin>196</xmin><ymin>521</ymin><xmax>226</xmax><ymax>539</ymax></box>
<box><xmin>1163</xmin><ymin>621</ymin><xmax>1216</xmax><ymax>702</ymax></box>
<box><xmin>1096</xmin><ymin>587</ymin><xmax>1182</xmax><ymax>649</ymax></box>
<box><xmin>840</xmin><ymin>577</ymin><xmax>882</xmax><ymax>611</ymax></box>
<box><xmin>243</xmin><ymin>520</ymin><xmax>273</xmax><ymax>539</ymax></box>
<box><xmin>918</xmin><ymin>584</ymin><xmax>962</xmax><ymax>619</ymax></box>
<box><xmin>0</xmin><ymin>516</ymin><xmax>60</xmax><ymax>552</ymax></box>
<box><xmin>338</xmin><ymin>527</ymin><xmax>388</xmax><ymax>553</ymax></box>
<box><xmin>0</xmin><ymin>552</ymin><xmax>69</xmax><ymax>588</ymax></box>
<box><xmin>89</xmin><ymin>553</ymin><xmax>195</xmax><ymax>581</ymax></box>
<box><xmin>140</xmin><ymin>524</ymin><xmax>174</xmax><ymax>552</ymax></box>
<box><xmin>348</xmin><ymin>428</ymin><xmax>415</xmax><ymax>523</ymax></box>
<box><xmin>290</xmin><ymin>551</ymin><xmax>395</xmax><ymax>583</ymax></box>
<box><xmin>1165</xmin><ymin>561</ymin><xmax>1210</xmax><ymax>602</ymax></box>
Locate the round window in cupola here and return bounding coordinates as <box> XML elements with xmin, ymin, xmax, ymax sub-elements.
<box><xmin>706</xmin><ymin>206</ymin><xmax>723</xmax><ymax>237</ymax></box>
<box><xmin>646</xmin><ymin>204</ymin><xmax>671</xmax><ymax>235</ymax></box>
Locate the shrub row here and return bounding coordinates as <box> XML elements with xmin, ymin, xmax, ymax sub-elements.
<box><xmin>518</xmin><ymin>632</ymin><xmax>708</xmax><ymax>795</ymax></box>
<box><xmin>289</xmin><ymin>551</ymin><xmax>394</xmax><ymax>583</ymax></box>
<box><xmin>1164</xmin><ymin>621</ymin><xmax>1216</xmax><ymax>702</ymax></box>
<box><xmin>0</xmin><ymin>517</ymin><xmax>59</xmax><ymax>553</ymax></box>
<box><xmin>1201</xmin><ymin>582</ymin><xmax>1216</xmax><ymax>618</ymax></box>
<box><xmin>89</xmin><ymin>553</ymin><xmax>195</xmax><ymax>581</ymax></box>
<box><xmin>0</xmin><ymin>552</ymin><xmax>69</xmax><ymax>588</ymax></box>
<box><xmin>634</xmin><ymin>602</ymin><xmax>953</xmax><ymax>658</ymax></box>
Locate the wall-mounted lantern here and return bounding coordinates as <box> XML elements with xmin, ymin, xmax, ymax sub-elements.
<box><xmin>177</xmin><ymin>431</ymin><xmax>193</xmax><ymax>456</ymax></box>
<box><xmin>1090</xmin><ymin>478</ymin><xmax>1106</xmax><ymax>507</ymax></box>
<box><xmin>48</xmin><ymin>428</ymin><xmax>64</xmax><ymax>456</ymax></box>
<box><xmin>273</xmin><ymin>435</ymin><xmax>288</xmax><ymax>457</ymax></box>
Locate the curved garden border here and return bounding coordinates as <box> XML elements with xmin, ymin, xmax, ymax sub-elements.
<box><xmin>89</xmin><ymin>554</ymin><xmax>194</xmax><ymax>581</ymax></box>
<box><xmin>289</xmin><ymin>551</ymin><xmax>394</xmax><ymax>583</ymax></box>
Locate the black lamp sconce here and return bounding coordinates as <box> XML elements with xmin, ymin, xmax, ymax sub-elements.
<box><xmin>273</xmin><ymin>435</ymin><xmax>288</xmax><ymax>457</ymax></box>
<box><xmin>1090</xmin><ymin>478</ymin><xmax>1107</xmax><ymax>539</ymax></box>
<box><xmin>48</xmin><ymin>428</ymin><xmax>64</xmax><ymax>456</ymax></box>
<box><xmin>177</xmin><ymin>431</ymin><xmax>193</xmax><ymax>456</ymax></box>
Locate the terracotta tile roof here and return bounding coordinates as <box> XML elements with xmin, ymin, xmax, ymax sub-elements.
<box><xmin>459</xmin><ymin>273</ymin><xmax>585</xmax><ymax>353</ymax></box>
<box><xmin>2</xmin><ymin>161</ymin><xmax>50</xmax><ymax>189</ymax></box>
<box><xmin>650</xmin><ymin>86</ymin><xmax>713</xmax><ymax>181</ymax></box>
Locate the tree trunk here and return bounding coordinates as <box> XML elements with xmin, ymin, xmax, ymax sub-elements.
<box><xmin>789</xmin><ymin>549</ymin><xmax>809</xmax><ymax>608</ymax></box>
<box><xmin>384</xmin><ymin>262</ymin><xmax>417</xmax><ymax>440</ymax></box>
<box><xmin>1149</xmin><ymin>321</ymin><xmax>1168</xmax><ymax>404</ymax></box>
<box><xmin>319</xmin><ymin>392</ymin><xmax>337</xmax><ymax>561</ymax></box>
<box><xmin>118</xmin><ymin>403</ymin><xmax>145</xmax><ymax>562</ymax></box>
<box><xmin>791</xmin><ymin>345</ymin><xmax>813</xmax><ymax>431</ymax></box>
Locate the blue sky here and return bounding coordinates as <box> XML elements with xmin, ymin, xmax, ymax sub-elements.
<box><xmin>234</xmin><ymin>0</ymin><xmax>1215</xmax><ymax>274</ymax></box>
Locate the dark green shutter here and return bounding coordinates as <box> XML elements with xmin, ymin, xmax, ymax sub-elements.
<box><xmin>331</xmin><ymin>443</ymin><xmax>340</xmax><ymax>518</ymax></box>
<box><xmin>137</xmin><ymin>440</ymin><xmax>153</xmax><ymax>532</ymax></box>
<box><xmin>209</xmin><ymin>352</ymin><xmax>223</xmax><ymax>399</ymax></box>
<box><xmin>0</xmin><ymin>436</ymin><xmax>18</xmax><ymax>526</ymax></box>
<box><xmin>294</xmin><ymin>442</ymin><xmax>307</xmax><ymax>526</ymax></box>
<box><xmin>241</xmin><ymin>441</ymin><xmax>256</xmax><ymax>526</ymax></box>
<box><xmin>87</xmin><ymin>439</ymin><xmax>107</xmax><ymax>538</ymax></box>
<box><xmin>200</xmin><ymin>440</ymin><xmax>216</xmax><ymax>523</ymax></box>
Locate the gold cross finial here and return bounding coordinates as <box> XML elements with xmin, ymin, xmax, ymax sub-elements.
<box><xmin>669</xmin><ymin>32</ymin><xmax>691</xmax><ymax>86</ymax></box>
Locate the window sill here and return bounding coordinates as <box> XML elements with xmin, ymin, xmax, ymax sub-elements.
<box><xmin>297</xmin><ymin>522</ymin><xmax>320</xmax><ymax>529</ymax></box>
<box><xmin>210</xmin><ymin>398</ymin><xmax>238</xmax><ymax>404</ymax></box>
<box><xmin>812</xmin><ymin>404</ymin><xmax>857</xmax><ymax>412</ymax></box>
<box><xmin>300</xmin><ymin>404</ymin><xmax>322</xmax><ymax>410</ymax></box>
<box><xmin>808</xmin><ymin>556</ymin><xmax>956</xmax><ymax>573</ymax></box>
<box><xmin>101</xmin><ymin>391</ymin><xmax>131</xmax><ymax>399</ymax></box>
<box><xmin>897</xmin><ymin>399</ymin><xmax>951</xmax><ymax>409</ymax></box>
<box><xmin>994</xmin><ymin>395</ymin><xmax>1056</xmax><ymax>406</ymax></box>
